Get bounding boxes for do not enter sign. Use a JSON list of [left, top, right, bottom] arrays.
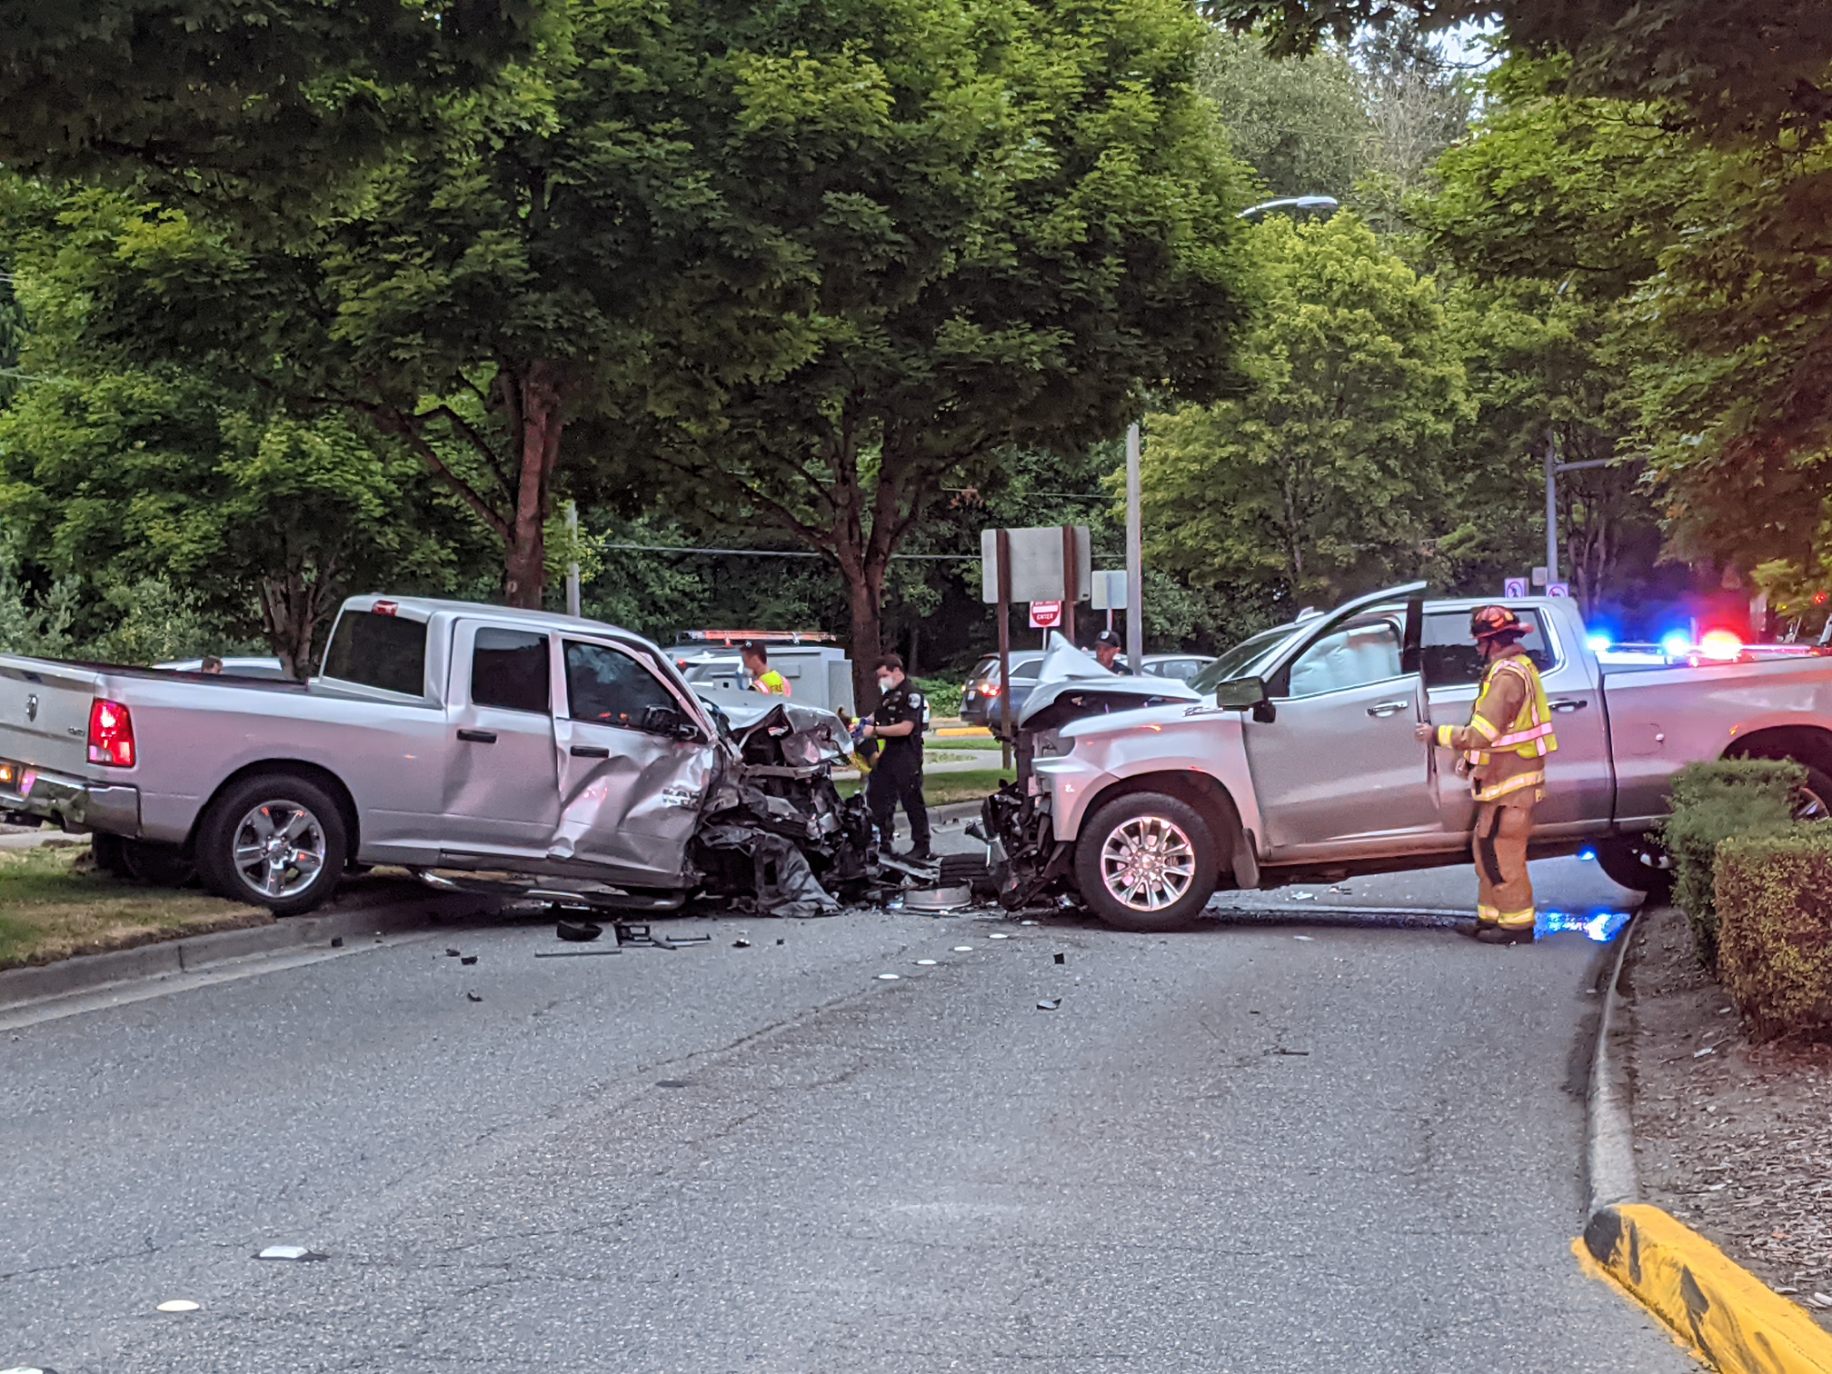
[[1029, 600, 1063, 629]]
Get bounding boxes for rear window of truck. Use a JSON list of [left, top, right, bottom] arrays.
[[323, 611, 428, 696]]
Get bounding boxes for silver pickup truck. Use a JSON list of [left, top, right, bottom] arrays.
[[0, 596, 868, 915], [987, 583, 1832, 930]]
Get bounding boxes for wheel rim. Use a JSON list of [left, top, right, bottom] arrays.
[[231, 801, 328, 900], [1795, 785, 1829, 822], [1099, 815, 1197, 913]]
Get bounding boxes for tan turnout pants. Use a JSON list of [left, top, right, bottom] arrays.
[[1472, 800, 1535, 931]]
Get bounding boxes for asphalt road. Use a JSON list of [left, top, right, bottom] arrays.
[[1, 858, 1691, 1373]]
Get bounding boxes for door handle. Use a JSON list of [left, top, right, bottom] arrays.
[[1366, 700, 1411, 718], [569, 744, 611, 759], [456, 728, 497, 744], [1550, 698, 1588, 713]]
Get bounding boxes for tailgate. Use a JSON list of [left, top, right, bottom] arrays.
[[0, 658, 99, 776]]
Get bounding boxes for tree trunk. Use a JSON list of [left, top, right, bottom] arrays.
[[844, 558, 888, 712], [503, 364, 566, 610], [259, 570, 327, 682]]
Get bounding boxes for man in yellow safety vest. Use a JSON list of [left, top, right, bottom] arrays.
[[1416, 605, 1557, 945]]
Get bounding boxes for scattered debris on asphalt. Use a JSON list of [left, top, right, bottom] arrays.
[[876, 973, 901, 981], [465, 992, 483, 1003], [655, 1079, 689, 1089], [460, 955, 478, 966], [445, 948, 461, 958], [952, 945, 974, 952], [989, 932, 1010, 941], [915, 959, 937, 966], [1053, 952, 1066, 965], [256, 1245, 326, 1262], [1037, 998, 1061, 1011], [330, 936, 343, 948], [557, 920, 602, 943], [1293, 935, 1315, 942], [155, 1300, 200, 1314], [1291, 891, 1316, 902], [534, 947, 621, 958], [733, 938, 752, 948]]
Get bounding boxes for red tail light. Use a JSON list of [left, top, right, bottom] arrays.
[[976, 681, 1001, 698], [88, 698, 136, 767]]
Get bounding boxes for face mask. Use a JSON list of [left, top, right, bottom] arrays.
[[877, 675, 894, 692]]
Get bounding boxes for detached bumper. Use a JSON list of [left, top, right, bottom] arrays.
[[0, 765, 141, 836]]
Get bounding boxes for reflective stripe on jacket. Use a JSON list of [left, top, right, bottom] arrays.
[[1434, 651, 1557, 805]]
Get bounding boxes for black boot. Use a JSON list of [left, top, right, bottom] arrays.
[[1474, 923, 1535, 946]]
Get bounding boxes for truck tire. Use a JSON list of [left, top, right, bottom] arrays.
[[1592, 838, 1674, 901], [1072, 792, 1218, 932], [195, 773, 348, 916], [118, 839, 197, 888]]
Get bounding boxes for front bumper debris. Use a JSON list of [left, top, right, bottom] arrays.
[[982, 782, 1070, 909]]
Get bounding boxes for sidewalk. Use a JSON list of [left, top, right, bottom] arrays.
[[1625, 905, 1832, 1327]]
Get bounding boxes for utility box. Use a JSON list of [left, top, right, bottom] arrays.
[[676, 645, 856, 716]]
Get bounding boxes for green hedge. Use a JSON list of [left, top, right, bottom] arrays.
[[911, 675, 964, 720], [1714, 829, 1832, 1041], [1658, 758, 1802, 968]]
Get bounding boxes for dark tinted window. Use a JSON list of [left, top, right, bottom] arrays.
[[1422, 610, 1554, 687], [322, 611, 427, 697], [471, 629, 551, 713], [566, 642, 676, 726]]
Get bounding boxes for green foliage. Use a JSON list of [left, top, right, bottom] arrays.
[[910, 677, 965, 720], [1199, 31, 1369, 199], [1137, 212, 1468, 610], [1714, 828, 1832, 1041], [1659, 759, 1803, 968]]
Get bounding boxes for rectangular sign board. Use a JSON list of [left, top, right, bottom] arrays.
[[1089, 570, 1128, 611], [980, 526, 1093, 604], [1547, 582, 1570, 598], [1503, 577, 1529, 598]]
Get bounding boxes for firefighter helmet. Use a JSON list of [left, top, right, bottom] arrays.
[[1470, 605, 1527, 642]]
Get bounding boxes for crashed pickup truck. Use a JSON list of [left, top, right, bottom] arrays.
[[0, 596, 872, 916], [988, 582, 1832, 930]]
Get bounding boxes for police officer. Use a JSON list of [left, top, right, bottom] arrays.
[[1093, 629, 1133, 675], [860, 653, 931, 861]]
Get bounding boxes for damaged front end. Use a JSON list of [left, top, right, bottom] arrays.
[[981, 782, 1070, 910], [690, 697, 877, 917]]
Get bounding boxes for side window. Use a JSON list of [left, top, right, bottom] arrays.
[[565, 641, 677, 726], [471, 629, 551, 713], [1285, 619, 1404, 697], [1421, 610, 1554, 688]]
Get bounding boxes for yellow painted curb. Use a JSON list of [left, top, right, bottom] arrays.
[[1585, 1203, 1832, 1373], [933, 726, 993, 738]]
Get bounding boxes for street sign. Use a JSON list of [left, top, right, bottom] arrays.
[[1547, 582, 1570, 598], [1089, 570, 1128, 611], [1503, 577, 1529, 598], [1532, 566, 1549, 588], [980, 526, 1092, 604], [1029, 600, 1063, 629]]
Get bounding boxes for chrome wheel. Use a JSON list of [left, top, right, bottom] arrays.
[[1794, 786, 1829, 822], [231, 801, 328, 900], [1099, 815, 1197, 913]]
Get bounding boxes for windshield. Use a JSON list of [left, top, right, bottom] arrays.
[[1189, 625, 1293, 692]]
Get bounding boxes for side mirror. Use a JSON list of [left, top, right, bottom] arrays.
[[640, 704, 700, 741], [1213, 676, 1269, 711]]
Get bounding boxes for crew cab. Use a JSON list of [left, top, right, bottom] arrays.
[[988, 584, 1832, 930], [0, 597, 863, 915]]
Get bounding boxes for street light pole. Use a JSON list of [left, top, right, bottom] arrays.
[[1542, 435, 1613, 584], [1125, 422, 1144, 669]]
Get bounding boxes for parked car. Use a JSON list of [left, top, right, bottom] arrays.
[[985, 583, 1832, 930], [1139, 653, 1215, 683], [961, 650, 1212, 727], [155, 656, 294, 680], [0, 596, 868, 916]]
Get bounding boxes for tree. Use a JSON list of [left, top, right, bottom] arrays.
[[656, 0, 1259, 702], [1198, 0, 1832, 143], [1137, 212, 1469, 609], [1198, 30, 1370, 200], [0, 0, 544, 199]]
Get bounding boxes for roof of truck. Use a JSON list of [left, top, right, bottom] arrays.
[[341, 595, 644, 642]]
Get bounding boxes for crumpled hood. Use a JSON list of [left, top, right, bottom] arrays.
[[1019, 632, 1200, 726], [694, 686, 850, 765]]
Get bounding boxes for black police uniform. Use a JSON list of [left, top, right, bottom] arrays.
[[868, 680, 931, 857]]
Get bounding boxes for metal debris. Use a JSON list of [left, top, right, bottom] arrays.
[[557, 920, 603, 943], [533, 948, 621, 958], [256, 1245, 326, 1262]]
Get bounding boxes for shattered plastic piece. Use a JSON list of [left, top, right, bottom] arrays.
[[256, 1245, 326, 1262], [1291, 891, 1316, 901], [460, 955, 478, 966], [915, 959, 938, 966], [330, 936, 343, 948], [733, 938, 752, 948], [1694, 1046, 1716, 1058], [876, 973, 901, 981], [445, 948, 461, 958], [1019, 920, 1039, 926], [156, 1300, 200, 1314], [1053, 952, 1066, 965], [1293, 935, 1315, 942], [466, 992, 483, 1003], [557, 920, 603, 943], [952, 945, 974, 952], [989, 932, 1011, 941], [1037, 999, 1061, 1011], [775, 938, 785, 945], [1, 1366, 57, 1373]]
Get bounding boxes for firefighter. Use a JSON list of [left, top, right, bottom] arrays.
[[741, 642, 791, 696], [860, 653, 932, 861], [1415, 605, 1557, 945]]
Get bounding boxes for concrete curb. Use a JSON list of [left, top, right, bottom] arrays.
[[1584, 1204, 1832, 1373], [1582, 907, 1832, 1372], [0, 892, 486, 1013]]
